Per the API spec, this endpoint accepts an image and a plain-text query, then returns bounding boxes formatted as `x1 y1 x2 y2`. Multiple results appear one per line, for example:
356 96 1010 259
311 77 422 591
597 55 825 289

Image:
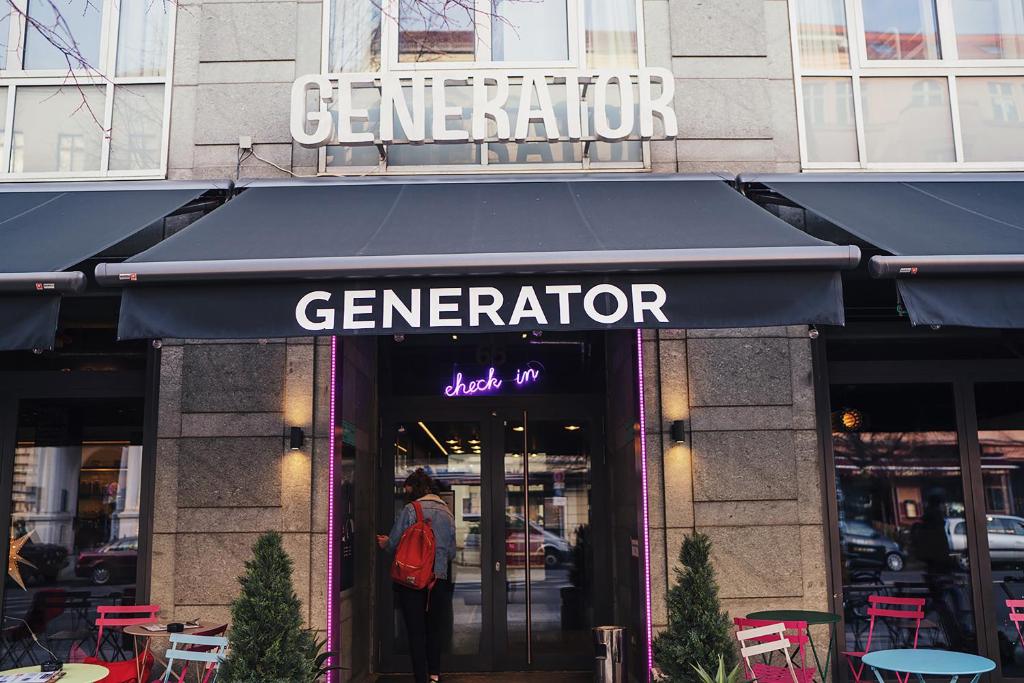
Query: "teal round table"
863 649 995 683
747 609 840 682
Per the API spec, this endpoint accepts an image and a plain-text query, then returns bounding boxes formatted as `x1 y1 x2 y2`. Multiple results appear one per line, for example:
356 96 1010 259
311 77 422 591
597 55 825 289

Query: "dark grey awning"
101 175 858 340
745 173 1024 329
0 184 207 351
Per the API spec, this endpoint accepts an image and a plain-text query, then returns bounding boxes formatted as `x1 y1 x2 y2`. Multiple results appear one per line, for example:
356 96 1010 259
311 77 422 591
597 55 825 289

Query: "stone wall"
151 337 329 650
167 0 801 178
643 327 830 641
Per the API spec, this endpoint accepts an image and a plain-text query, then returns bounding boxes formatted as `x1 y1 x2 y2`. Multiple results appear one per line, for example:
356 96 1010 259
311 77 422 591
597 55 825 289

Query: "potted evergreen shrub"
220 532 331 682
652 532 737 683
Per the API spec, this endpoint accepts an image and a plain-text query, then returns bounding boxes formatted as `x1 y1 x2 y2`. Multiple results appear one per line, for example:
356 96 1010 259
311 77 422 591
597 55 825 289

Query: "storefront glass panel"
1 398 143 667
831 383 977 655
975 382 1024 677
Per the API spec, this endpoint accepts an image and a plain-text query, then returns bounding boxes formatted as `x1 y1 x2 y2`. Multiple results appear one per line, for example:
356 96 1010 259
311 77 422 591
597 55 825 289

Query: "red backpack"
391 501 436 590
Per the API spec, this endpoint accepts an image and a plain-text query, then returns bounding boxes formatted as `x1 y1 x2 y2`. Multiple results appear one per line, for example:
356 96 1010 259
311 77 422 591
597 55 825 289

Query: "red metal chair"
82 604 160 683
1006 599 1024 657
734 618 815 683
844 595 926 683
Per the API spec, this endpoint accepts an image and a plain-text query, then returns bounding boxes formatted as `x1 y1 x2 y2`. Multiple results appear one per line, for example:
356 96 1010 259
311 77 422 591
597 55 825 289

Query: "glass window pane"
329 0 381 72
861 78 954 163
0 398 144 667
802 77 858 162
953 0 1024 59
399 0 474 63
489 82 579 165
958 77 1024 162
861 0 941 60
585 0 638 68
109 85 165 171
832 384 977 655
589 142 643 163
0 10 10 70
389 85 478 165
492 0 568 61
24 0 102 70
115 0 170 77
12 85 104 173
976 382 1024 678
795 0 851 68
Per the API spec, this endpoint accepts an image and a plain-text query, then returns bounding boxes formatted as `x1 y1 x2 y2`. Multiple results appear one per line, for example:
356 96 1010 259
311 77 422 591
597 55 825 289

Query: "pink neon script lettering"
444 368 503 397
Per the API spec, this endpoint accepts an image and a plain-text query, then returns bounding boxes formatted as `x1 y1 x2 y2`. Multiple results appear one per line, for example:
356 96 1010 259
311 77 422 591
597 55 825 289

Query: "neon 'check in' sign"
444 363 542 397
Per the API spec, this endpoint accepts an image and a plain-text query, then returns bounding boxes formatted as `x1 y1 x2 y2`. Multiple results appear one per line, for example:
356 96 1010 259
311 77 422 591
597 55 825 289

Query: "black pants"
396 579 453 683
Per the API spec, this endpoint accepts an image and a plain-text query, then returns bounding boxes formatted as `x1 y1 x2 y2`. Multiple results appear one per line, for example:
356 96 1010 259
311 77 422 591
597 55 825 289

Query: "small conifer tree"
653 532 737 683
220 532 317 682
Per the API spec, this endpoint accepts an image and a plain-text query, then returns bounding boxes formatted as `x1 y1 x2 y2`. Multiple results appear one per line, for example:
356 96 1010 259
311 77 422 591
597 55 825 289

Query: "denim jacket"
385 494 457 581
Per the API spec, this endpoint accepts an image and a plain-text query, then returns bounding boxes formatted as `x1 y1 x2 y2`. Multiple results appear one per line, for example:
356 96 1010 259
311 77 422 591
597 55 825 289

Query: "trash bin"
593 625 626 682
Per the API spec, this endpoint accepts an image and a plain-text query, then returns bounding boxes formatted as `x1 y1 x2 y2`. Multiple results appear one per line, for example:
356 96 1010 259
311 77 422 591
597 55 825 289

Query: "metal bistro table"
0 663 110 683
747 609 840 682
863 649 995 683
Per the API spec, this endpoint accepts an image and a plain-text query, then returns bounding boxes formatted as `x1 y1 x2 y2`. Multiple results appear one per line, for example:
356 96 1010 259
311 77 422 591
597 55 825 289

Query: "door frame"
0 361 157 616
376 393 607 673
822 358 1024 683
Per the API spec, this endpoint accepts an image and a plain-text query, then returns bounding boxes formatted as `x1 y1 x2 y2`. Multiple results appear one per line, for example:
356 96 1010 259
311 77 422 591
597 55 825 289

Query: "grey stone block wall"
643 326 829 653
151 336 337 672
168 0 802 178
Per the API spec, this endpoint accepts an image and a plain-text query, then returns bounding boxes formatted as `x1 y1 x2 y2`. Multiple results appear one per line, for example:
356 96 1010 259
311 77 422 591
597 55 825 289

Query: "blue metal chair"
161 633 228 683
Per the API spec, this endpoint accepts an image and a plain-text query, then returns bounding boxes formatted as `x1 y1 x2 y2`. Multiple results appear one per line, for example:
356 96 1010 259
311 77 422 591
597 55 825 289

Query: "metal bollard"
593 625 626 682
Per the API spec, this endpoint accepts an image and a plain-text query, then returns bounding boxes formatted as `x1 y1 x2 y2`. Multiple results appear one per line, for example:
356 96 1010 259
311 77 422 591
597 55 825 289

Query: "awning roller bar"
0 271 86 293
95 245 862 286
870 254 1024 279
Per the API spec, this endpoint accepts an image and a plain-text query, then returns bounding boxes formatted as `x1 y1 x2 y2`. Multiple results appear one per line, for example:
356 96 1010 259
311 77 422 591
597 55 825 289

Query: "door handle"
495 561 501 573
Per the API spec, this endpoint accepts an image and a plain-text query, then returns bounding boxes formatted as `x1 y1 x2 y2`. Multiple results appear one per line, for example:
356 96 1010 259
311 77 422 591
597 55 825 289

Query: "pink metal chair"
735 621 806 683
734 618 815 683
1007 599 1024 656
844 595 926 683
83 604 160 683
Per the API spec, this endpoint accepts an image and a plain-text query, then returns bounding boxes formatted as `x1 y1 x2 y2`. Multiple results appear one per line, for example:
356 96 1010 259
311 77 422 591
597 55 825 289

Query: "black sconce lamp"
289 427 305 451
670 420 686 444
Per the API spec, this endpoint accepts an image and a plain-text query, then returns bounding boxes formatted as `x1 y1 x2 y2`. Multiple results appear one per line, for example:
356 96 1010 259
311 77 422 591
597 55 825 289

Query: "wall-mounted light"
670 420 686 443
289 426 305 451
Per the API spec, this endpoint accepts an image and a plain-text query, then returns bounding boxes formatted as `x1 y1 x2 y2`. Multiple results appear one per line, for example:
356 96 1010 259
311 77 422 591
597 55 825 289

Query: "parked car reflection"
74 536 138 585
840 520 907 572
946 516 1024 569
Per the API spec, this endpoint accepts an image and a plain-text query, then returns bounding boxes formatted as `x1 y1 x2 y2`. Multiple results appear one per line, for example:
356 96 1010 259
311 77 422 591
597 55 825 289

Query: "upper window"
793 0 1024 169
0 0 173 179
323 0 647 173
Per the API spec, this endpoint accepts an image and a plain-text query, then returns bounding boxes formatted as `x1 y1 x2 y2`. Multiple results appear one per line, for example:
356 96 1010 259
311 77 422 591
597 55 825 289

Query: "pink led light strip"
636 329 654 681
327 336 338 677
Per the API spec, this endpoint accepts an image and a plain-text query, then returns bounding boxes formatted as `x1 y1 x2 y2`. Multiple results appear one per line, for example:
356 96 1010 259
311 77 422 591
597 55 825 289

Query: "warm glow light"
468 439 480 445
512 425 525 432
418 421 448 455
841 409 864 431
446 439 459 445
564 424 581 431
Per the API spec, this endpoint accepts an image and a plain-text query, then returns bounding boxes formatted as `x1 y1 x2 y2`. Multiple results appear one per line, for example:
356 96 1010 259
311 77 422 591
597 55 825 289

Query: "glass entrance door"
379 406 598 673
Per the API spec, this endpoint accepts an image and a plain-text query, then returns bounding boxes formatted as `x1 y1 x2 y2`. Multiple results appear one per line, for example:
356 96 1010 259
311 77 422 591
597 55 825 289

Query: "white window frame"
790 0 1024 171
0 0 175 181
318 0 651 175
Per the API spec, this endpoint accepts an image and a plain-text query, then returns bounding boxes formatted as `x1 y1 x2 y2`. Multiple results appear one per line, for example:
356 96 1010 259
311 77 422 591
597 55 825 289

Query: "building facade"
0 1 1022 682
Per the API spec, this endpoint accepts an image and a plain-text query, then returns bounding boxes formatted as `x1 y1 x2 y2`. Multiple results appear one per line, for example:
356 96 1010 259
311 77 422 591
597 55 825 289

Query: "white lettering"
296 291 335 331
290 75 334 146
342 290 376 330
381 74 426 142
594 72 635 142
640 68 678 138
514 74 561 141
631 284 669 323
508 286 549 326
430 288 463 326
583 284 629 324
469 287 505 326
433 77 470 142
472 74 510 142
545 284 582 324
336 75 376 144
383 289 421 328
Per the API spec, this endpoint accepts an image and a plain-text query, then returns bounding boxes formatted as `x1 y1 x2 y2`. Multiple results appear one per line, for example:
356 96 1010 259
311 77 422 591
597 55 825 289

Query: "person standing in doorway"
378 469 456 683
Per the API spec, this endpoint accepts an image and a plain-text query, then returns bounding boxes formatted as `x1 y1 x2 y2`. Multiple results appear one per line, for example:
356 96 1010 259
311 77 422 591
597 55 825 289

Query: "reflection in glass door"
974 383 1024 677
502 413 592 665
830 383 977 655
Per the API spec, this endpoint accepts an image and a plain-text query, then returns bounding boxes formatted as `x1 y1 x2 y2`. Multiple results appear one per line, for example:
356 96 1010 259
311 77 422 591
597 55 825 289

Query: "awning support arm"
870 254 1024 279
0 272 87 293
94 245 861 286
